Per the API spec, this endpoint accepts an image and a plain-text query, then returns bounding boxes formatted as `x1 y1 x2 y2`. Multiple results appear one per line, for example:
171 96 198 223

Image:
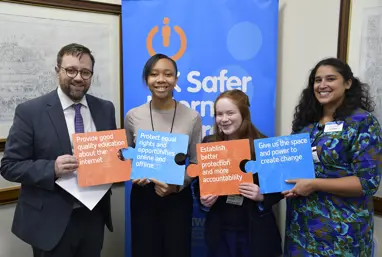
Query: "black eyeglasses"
59 66 93 80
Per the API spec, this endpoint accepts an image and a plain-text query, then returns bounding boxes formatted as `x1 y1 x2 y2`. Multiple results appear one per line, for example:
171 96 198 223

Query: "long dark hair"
292 57 375 132
213 90 266 159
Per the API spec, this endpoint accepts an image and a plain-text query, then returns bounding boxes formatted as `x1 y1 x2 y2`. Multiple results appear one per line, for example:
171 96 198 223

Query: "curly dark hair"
292 57 375 132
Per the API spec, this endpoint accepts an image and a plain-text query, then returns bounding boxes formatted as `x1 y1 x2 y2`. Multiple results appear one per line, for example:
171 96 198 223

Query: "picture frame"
0 139 4 152
337 0 382 215
0 0 123 205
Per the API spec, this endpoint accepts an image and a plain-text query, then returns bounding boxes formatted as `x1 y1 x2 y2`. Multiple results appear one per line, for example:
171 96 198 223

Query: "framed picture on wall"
338 0 382 215
0 0 122 204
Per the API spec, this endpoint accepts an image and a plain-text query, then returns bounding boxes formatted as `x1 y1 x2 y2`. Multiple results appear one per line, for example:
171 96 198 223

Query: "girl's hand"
239 183 264 201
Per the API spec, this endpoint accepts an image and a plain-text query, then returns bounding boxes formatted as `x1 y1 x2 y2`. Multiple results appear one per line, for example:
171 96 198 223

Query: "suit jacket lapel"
87 95 105 132
46 91 72 154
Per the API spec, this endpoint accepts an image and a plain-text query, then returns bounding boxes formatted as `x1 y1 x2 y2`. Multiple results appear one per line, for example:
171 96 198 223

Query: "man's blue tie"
73 104 84 133
72 103 85 208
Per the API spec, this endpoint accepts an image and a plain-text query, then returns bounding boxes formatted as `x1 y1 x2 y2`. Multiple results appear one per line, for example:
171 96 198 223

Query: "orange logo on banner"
146 17 187 61
187 139 254 196
73 129 131 187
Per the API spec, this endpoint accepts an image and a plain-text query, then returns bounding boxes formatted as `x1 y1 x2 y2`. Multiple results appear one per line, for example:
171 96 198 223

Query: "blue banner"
122 0 278 256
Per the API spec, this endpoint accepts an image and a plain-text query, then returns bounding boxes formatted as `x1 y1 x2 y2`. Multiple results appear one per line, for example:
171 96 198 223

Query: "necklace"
149 99 177 133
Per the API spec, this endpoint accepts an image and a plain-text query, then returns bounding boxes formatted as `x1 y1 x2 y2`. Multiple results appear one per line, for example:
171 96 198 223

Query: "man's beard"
61 83 89 102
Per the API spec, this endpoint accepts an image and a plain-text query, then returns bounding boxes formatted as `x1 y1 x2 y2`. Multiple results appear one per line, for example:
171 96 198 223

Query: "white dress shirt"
57 87 97 208
57 87 97 149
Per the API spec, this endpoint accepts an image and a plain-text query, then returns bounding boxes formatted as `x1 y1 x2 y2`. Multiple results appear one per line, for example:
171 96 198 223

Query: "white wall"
2 0 382 256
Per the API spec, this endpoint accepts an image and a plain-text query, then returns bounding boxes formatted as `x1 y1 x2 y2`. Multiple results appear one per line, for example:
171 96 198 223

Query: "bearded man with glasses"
0 43 116 257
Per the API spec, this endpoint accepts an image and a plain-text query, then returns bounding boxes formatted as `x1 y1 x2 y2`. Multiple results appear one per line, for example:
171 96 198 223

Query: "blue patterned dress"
284 109 382 257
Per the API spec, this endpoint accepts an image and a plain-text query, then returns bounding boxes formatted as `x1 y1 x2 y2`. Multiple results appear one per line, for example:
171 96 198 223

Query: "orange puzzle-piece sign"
73 129 131 187
187 139 253 196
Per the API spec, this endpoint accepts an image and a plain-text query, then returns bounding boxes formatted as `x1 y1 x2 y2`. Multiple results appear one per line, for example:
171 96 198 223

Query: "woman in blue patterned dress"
283 57 382 256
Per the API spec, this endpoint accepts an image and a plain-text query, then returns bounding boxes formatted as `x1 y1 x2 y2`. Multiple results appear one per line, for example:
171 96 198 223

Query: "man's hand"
54 155 78 177
150 178 178 197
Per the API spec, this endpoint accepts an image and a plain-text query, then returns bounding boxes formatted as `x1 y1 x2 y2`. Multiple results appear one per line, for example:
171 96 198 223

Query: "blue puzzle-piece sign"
244 133 315 194
121 129 189 185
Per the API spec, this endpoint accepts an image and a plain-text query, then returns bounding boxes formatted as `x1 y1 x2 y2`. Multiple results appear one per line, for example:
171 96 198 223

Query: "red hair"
213 90 266 159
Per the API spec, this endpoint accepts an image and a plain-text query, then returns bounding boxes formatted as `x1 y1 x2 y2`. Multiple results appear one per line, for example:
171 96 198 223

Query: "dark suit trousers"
131 183 193 257
32 206 105 257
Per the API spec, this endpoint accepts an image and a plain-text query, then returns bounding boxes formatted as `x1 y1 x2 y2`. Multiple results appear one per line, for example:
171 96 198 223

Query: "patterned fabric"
73 104 84 133
284 109 382 257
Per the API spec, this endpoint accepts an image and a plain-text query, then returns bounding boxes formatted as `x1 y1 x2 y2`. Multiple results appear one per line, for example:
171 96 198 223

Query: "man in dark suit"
0 43 115 257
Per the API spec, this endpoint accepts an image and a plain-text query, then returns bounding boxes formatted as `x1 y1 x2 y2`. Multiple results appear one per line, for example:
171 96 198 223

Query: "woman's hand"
282 190 299 198
200 195 218 208
239 183 264 201
150 178 178 197
283 179 316 197
132 178 150 186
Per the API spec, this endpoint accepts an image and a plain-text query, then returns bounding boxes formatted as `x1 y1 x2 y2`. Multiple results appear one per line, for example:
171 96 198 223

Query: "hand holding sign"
150 178 179 197
54 155 79 177
244 133 315 194
200 195 218 208
187 139 253 196
239 183 264 201
283 179 316 197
